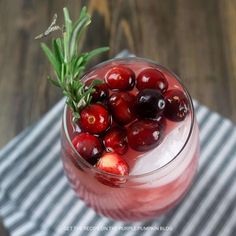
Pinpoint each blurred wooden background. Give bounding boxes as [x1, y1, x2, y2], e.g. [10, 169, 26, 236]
[1, 0, 236, 149]
[0, 0, 236, 233]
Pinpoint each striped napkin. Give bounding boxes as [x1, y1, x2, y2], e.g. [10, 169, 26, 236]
[1, 52, 236, 236]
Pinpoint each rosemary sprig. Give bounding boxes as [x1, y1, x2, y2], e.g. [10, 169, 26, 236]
[37, 7, 109, 119]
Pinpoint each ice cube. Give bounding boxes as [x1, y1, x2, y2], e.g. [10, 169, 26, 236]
[130, 116, 191, 175]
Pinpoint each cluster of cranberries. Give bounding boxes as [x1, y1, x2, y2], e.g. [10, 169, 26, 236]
[72, 65, 189, 181]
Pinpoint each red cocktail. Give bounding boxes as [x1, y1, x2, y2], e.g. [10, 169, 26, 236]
[61, 57, 200, 222]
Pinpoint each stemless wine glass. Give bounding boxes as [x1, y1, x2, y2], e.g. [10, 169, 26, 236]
[61, 57, 200, 222]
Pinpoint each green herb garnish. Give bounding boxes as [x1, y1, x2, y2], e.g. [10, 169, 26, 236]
[36, 7, 109, 120]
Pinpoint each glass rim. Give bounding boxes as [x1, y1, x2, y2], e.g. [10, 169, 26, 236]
[63, 56, 195, 180]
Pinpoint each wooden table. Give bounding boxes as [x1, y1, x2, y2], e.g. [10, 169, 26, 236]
[1, 0, 236, 234]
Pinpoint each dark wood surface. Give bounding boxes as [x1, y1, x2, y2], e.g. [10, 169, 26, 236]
[1, 0, 236, 148]
[1, 0, 236, 234]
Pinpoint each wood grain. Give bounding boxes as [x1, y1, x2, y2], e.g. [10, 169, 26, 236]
[1, 0, 236, 149]
[0, 0, 236, 232]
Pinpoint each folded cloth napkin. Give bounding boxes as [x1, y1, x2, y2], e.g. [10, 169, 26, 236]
[1, 51, 236, 236]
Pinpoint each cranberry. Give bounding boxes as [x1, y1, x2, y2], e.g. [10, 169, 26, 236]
[72, 133, 103, 165]
[127, 120, 164, 152]
[135, 89, 165, 119]
[79, 104, 110, 134]
[103, 127, 128, 155]
[96, 152, 129, 186]
[85, 80, 109, 102]
[136, 68, 168, 93]
[153, 115, 166, 130]
[108, 92, 136, 125]
[164, 89, 189, 122]
[105, 66, 135, 91]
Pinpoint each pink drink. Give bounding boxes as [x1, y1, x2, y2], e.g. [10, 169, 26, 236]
[61, 57, 200, 221]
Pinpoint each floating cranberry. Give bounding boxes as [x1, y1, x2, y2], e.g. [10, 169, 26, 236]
[164, 89, 189, 122]
[72, 133, 103, 165]
[85, 80, 109, 102]
[136, 68, 168, 93]
[96, 152, 129, 186]
[135, 89, 165, 119]
[108, 92, 136, 125]
[103, 127, 128, 155]
[79, 104, 110, 134]
[127, 120, 163, 152]
[105, 66, 135, 91]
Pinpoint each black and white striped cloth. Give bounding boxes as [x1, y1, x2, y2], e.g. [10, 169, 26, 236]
[1, 52, 236, 236]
